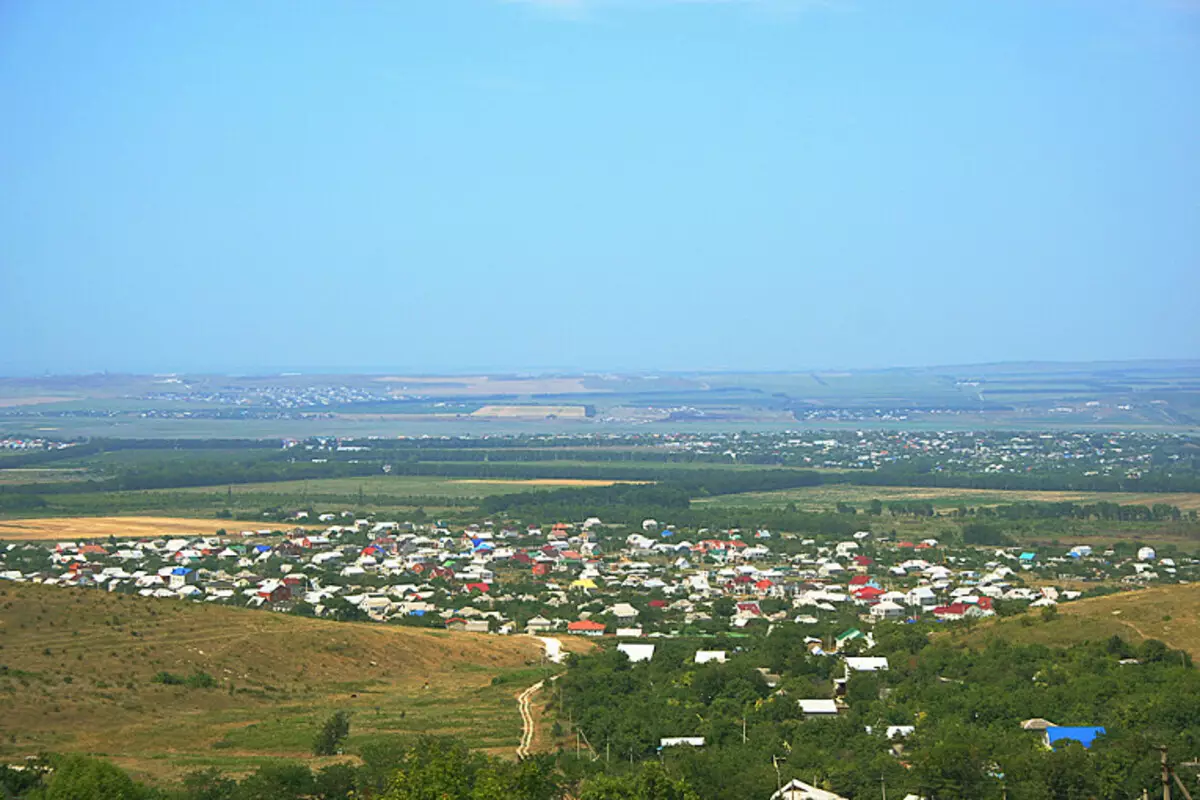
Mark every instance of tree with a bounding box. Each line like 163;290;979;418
579;763;701;800
33;754;149;800
182;767;238;800
313;710;352;756
235;763;316;800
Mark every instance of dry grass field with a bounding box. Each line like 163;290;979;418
0;516;249;542
450;478;639;488
957;584;1200;657
698;483;1200;512
471;405;588;419
0;584;561;782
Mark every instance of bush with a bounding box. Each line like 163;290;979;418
152;669;216;688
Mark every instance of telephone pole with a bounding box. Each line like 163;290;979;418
1162;746;1171;800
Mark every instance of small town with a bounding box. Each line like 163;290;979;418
3;510;1191;637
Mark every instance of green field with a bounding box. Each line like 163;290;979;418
0;474;641;519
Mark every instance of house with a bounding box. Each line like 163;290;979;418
168;567;196;589
256;579;292;604
771;779;849;800
525;615;555;634
1044;726;1106;750
567;619;606;637
870;600;905;621
695;650;727;664
1020;718;1057;731
798;699;839;717
659;737;705;748
617;643;655;663
844;657;889;674
610;602;640;624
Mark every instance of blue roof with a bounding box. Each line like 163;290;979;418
1046;726;1106;749
661;530;673;537
254;545;271;553
1020;552;1037;560
170;567;192;575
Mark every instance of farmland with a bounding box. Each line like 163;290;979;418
697;483;1200;512
0;583;557;782
0;516;246;542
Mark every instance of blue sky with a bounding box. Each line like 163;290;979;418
2;0;1197;375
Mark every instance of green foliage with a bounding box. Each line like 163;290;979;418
30;754;150;800
377;737;559;800
150;669;216;688
312;710;352;756
579;763;700;800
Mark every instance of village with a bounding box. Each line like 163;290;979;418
2;509;1191;640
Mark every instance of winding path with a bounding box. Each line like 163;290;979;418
516;680;544;759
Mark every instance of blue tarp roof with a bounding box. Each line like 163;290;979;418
1046;727;1106;749
170;567;192;575
254;545;271;553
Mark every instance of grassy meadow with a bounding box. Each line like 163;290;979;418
0;584;564;782
954;583;1200;658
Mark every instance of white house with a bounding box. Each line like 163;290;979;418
617;643;655;663
798;699;839;717
771;779;849;800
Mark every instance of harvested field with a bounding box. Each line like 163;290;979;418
452;478;640;487
698;483;1200;512
375;376;594;396
0;396;75;408
0;516;250;542
471;405;588;419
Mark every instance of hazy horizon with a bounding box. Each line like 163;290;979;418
3;0;1198;375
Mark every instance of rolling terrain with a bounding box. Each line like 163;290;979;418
957;583;1200;657
0;584;558;781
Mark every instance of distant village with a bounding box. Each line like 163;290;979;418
2;510;1192;640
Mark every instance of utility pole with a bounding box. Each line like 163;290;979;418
880;774;887;800
742;715;747;744
1163;746;1172;800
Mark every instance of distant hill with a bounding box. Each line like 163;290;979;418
0;584;546;782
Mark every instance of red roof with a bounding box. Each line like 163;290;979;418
933;603;968;616
853;586;885;599
853;556;874;566
897;541;915;549
849;575;871;586
567;619;606;632
465;582;490;593
648;600;668;608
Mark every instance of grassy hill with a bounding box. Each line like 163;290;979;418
954;584;1200;658
0;584;556;782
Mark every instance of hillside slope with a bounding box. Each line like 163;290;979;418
957;584;1200;657
0;584;546;781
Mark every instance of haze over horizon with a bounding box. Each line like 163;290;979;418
3;0;1198;376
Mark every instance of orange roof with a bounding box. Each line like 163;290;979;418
567;619;606;631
